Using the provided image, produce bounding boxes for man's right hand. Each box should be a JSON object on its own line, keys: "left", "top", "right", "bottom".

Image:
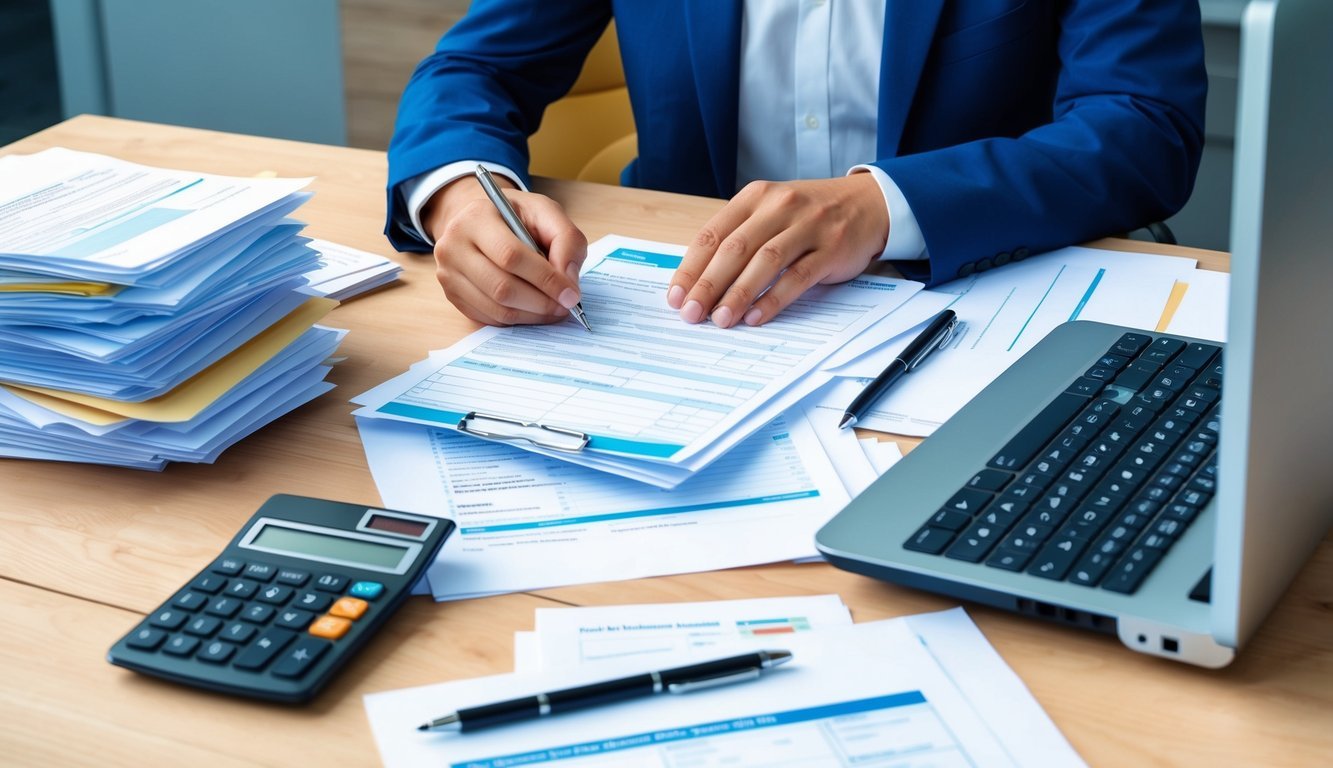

{"left": 422, "top": 176, "right": 588, "bottom": 327}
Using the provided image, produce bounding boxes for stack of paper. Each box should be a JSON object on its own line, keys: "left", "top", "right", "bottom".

{"left": 365, "top": 601, "right": 1085, "bottom": 767}
{"left": 300, "top": 239, "right": 402, "bottom": 301}
{"left": 354, "top": 235, "right": 923, "bottom": 488}
{"left": 0, "top": 148, "right": 344, "bottom": 469}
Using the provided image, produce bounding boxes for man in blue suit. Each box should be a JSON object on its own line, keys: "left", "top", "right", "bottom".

{"left": 387, "top": 1, "right": 1206, "bottom": 329}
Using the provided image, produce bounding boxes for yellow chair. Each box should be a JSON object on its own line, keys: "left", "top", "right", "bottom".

{"left": 527, "top": 23, "right": 637, "bottom": 185}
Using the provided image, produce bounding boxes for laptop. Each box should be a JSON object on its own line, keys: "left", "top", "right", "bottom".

{"left": 815, "top": 0, "right": 1333, "bottom": 667}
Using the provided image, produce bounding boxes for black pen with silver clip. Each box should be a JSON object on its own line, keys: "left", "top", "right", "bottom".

{"left": 839, "top": 308, "right": 958, "bottom": 429}
{"left": 417, "top": 649, "right": 792, "bottom": 733}
{"left": 474, "top": 164, "right": 592, "bottom": 332}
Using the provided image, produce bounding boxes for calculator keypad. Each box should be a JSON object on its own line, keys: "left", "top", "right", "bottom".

{"left": 127, "top": 559, "right": 379, "bottom": 681}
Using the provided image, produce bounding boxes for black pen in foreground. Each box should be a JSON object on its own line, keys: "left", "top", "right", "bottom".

{"left": 839, "top": 308, "right": 959, "bottom": 430}
{"left": 417, "top": 649, "right": 792, "bottom": 733}
{"left": 473, "top": 164, "right": 592, "bottom": 332}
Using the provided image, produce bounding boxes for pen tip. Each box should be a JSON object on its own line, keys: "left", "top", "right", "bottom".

{"left": 417, "top": 724, "right": 429, "bottom": 731}
{"left": 838, "top": 413, "right": 856, "bottom": 430}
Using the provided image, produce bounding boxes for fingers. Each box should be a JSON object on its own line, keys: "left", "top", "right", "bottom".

{"left": 433, "top": 188, "right": 587, "bottom": 326}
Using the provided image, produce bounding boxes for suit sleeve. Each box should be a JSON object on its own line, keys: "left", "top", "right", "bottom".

{"left": 877, "top": 0, "right": 1208, "bottom": 286}
{"left": 385, "top": 0, "right": 612, "bottom": 251}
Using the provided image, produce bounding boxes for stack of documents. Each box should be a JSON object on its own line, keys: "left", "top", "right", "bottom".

{"left": 354, "top": 235, "right": 924, "bottom": 488}
{"left": 0, "top": 148, "right": 344, "bottom": 469}
{"left": 365, "top": 600, "right": 1085, "bottom": 767}
{"left": 300, "top": 238, "right": 402, "bottom": 301}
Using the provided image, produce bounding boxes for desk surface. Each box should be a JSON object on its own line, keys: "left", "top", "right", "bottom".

{"left": 1, "top": 116, "right": 1328, "bottom": 767}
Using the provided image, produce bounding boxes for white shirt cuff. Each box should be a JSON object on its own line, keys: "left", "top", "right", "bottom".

{"left": 402, "top": 161, "right": 529, "bottom": 245}
{"left": 849, "top": 164, "right": 928, "bottom": 261}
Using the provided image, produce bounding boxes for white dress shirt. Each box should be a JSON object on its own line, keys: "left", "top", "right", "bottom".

{"left": 403, "top": 0, "right": 926, "bottom": 261}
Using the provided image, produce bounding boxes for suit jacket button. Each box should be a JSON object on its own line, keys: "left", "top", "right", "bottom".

{"left": 976, "top": 257, "right": 994, "bottom": 272}
{"left": 1012, "top": 247, "right": 1030, "bottom": 261}
{"left": 957, "top": 262, "right": 976, "bottom": 278}
{"left": 994, "top": 251, "right": 1012, "bottom": 266}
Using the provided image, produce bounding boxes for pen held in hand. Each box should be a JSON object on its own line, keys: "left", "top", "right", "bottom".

{"left": 417, "top": 649, "right": 793, "bottom": 733}
{"left": 838, "top": 309, "right": 958, "bottom": 429}
{"left": 473, "top": 165, "right": 592, "bottom": 332}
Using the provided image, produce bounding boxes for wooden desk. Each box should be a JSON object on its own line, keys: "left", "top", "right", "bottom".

{"left": 1, "top": 116, "right": 1328, "bottom": 767}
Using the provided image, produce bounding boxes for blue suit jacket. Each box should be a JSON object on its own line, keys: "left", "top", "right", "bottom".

{"left": 387, "top": 0, "right": 1206, "bottom": 286}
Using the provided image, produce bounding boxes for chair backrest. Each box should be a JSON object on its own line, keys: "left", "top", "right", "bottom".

{"left": 527, "top": 22, "right": 637, "bottom": 184}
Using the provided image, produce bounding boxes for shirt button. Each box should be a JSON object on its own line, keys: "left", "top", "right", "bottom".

{"left": 804, "top": 113, "right": 820, "bottom": 130}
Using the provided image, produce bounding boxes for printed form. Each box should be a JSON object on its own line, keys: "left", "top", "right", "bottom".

{"left": 354, "top": 235, "right": 920, "bottom": 478}
{"left": 365, "top": 610, "right": 1085, "bottom": 768}
{"left": 356, "top": 410, "right": 849, "bottom": 601}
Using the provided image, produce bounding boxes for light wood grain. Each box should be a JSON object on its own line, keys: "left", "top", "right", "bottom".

{"left": 0, "top": 116, "right": 1328, "bottom": 767}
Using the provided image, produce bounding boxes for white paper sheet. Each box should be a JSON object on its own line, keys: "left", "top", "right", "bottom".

{"left": 356, "top": 410, "right": 850, "bottom": 601}
{"left": 527, "top": 596, "right": 852, "bottom": 670}
{"left": 365, "top": 610, "right": 1084, "bottom": 768}
{"left": 1165, "top": 269, "right": 1229, "bottom": 342}
{"left": 301, "top": 238, "right": 402, "bottom": 301}
{"left": 826, "top": 246, "right": 1199, "bottom": 435}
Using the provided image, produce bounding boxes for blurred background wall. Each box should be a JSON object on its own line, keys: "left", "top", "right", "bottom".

{"left": 4, "top": 0, "right": 1245, "bottom": 252}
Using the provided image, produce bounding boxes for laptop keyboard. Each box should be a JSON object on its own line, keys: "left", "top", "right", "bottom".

{"left": 903, "top": 332, "right": 1222, "bottom": 595}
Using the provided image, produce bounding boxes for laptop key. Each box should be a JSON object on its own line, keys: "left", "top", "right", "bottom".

{"left": 1111, "top": 333, "right": 1152, "bottom": 357}
{"left": 965, "top": 469, "right": 1012, "bottom": 492}
{"left": 1101, "top": 548, "right": 1165, "bottom": 594}
{"left": 927, "top": 509, "right": 971, "bottom": 532}
{"left": 1027, "top": 536, "right": 1090, "bottom": 580}
{"left": 988, "top": 392, "right": 1089, "bottom": 470}
{"left": 945, "top": 518, "right": 1009, "bottom": 563}
{"left": 903, "top": 526, "right": 955, "bottom": 554}
{"left": 941, "top": 488, "right": 992, "bottom": 516}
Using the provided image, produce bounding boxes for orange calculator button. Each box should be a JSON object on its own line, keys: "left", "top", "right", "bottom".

{"left": 309, "top": 615, "right": 352, "bottom": 640}
{"left": 329, "top": 597, "right": 368, "bottom": 620}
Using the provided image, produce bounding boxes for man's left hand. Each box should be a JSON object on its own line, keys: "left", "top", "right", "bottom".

{"left": 666, "top": 172, "right": 889, "bottom": 328}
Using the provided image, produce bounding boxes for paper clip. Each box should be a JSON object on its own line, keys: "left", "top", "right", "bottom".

{"left": 457, "top": 412, "right": 590, "bottom": 453}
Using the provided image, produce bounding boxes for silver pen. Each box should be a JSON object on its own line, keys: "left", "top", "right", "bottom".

{"left": 473, "top": 165, "right": 592, "bottom": 332}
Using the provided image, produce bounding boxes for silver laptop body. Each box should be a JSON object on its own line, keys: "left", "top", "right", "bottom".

{"left": 815, "top": 0, "right": 1333, "bottom": 667}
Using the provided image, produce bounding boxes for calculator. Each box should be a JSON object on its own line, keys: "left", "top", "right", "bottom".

{"left": 108, "top": 494, "right": 454, "bottom": 703}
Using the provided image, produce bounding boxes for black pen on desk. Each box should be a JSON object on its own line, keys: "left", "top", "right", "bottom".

{"left": 839, "top": 308, "right": 958, "bottom": 430}
{"left": 417, "top": 649, "right": 792, "bottom": 733}
{"left": 473, "top": 164, "right": 592, "bottom": 332}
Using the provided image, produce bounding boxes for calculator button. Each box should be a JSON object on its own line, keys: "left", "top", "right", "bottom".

{"left": 196, "top": 640, "right": 236, "bottom": 664}
{"left": 313, "top": 573, "right": 349, "bottom": 592}
{"left": 204, "top": 597, "right": 243, "bottom": 619}
{"left": 275, "top": 569, "right": 310, "bottom": 587}
{"left": 184, "top": 616, "right": 223, "bottom": 637}
{"left": 243, "top": 562, "right": 277, "bottom": 582}
{"left": 162, "top": 635, "right": 200, "bottom": 657}
{"left": 329, "top": 597, "right": 368, "bottom": 621}
{"left": 308, "top": 615, "right": 352, "bottom": 640}
{"left": 173, "top": 591, "right": 208, "bottom": 611}
{"left": 126, "top": 626, "right": 167, "bottom": 651}
{"left": 211, "top": 558, "right": 245, "bottom": 576}
{"left": 233, "top": 629, "right": 295, "bottom": 671}
{"left": 348, "top": 581, "right": 384, "bottom": 601}
{"left": 293, "top": 591, "right": 332, "bottom": 612}
{"left": 257, "top": 585, "right": 293, "bottom": 605}
{"left": 189, "top": 574, "right": 227, "bottom": 594}
{"left": 219, "top": 622, "right": 257, "bottom": 644}
{"left": 275, "top": 608, "right": 315, "bottom": 630}
{"left": 149, "top": 609, "right": 188, "bottom": 631}
{"left": 270, "top": 637, "right": 332, "bottom": 679}
{"left": 226, "top": 579, "right": 260, "bottom": 599}
{"left": 240, "top": 604, "right": 276, "bottom": 624}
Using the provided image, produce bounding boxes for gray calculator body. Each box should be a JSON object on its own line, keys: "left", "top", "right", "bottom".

{"left": 108, "top": 495, "right": 453, "bottom": 703}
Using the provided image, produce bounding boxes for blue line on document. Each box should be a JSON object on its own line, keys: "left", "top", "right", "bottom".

{"left": 51, "top": 207, "right": 192, "bottom": 260}
{"left": 1007, "top": 264, "right": 1067, "bottom": 351}
{"left": 459, "top": 491, "right": 820, "bottom": 534}
{"left": 1068, "top": 268, "right": 1105, "bottom": 320}
{"left": 604, "top": 248, "right": 683, "bottom": 269}
{"left": 451, "top": 692, "right": 929, "bottom": 768}
{"left": 452, "top": 358, "right": 736, "bottom": 413}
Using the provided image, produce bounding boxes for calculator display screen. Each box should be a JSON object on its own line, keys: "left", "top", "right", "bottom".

{"left": 248, "top": 524, "right": 409, "bottom": 569}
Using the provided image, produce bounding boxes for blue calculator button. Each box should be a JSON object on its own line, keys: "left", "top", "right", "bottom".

{"left": 349, "top": 581, "right": 384, "bottom": 600}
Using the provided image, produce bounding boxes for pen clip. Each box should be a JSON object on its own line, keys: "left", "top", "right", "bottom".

{"left": 457, "top": 411, "right": 590, "bottom": 452}
{"left": 907, "top": 316, "right": 958, "bottom": 371}
{"left": 665, "top": 667, "right": 762, "bottom": 694}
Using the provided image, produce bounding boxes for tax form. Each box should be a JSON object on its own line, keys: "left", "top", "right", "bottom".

{"left": 354, "top": 235, "right": 920, "bottom": 480}
{"left": 356, "top": 410, "right": 849, "bottom": 601}
{"left": 364, "top": 610, "right": 1085, "bottom": 768}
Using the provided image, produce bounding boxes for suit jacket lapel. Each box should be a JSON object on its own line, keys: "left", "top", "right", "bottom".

{"left": 879, "top": 0, "right": 946, "bottom": 157}
{"left": 684, "top": 0, "right": 742, "bottom": 196}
